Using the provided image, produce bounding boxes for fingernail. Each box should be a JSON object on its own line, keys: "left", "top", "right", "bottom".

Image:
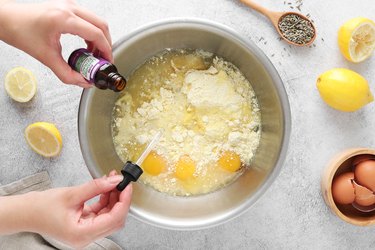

{"left": 107, "top": 175, "right": 123, "bottom": 184}
{"left": 127, "top": 183, "right": 133, "bottom": 193}
{"left": 109, "top": 169, "right": 117, "bottom": 176}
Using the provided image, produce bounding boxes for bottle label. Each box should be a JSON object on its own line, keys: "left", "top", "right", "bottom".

{"left": 69, "top": 49, "right": 110, "bottom": 83}
{"left": 76, "top": 55, "right": 98, "bottom": 81}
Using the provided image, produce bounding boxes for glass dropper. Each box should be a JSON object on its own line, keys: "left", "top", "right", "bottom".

{"left": 116, "top": 130, "right": 163, "bottom": 191}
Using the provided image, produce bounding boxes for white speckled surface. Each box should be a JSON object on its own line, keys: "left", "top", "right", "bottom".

{"left": 1, "top": 0, "right": 375, "bottom": 249}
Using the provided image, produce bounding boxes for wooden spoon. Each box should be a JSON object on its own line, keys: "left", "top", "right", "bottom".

{"left": 240, "top": 0, "right": 316, "bottom": 46}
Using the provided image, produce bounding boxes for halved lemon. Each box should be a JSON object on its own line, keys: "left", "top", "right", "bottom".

{"left": 338, "top": 17, "right": 375, "bottom": 63}
{"left": 25, "top": 122, "right": 63, "bottom": 157}
{"left": 4, "top": 67, "right": 37, "bottom": 102}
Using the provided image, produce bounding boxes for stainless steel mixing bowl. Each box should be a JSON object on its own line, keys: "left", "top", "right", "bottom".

{"left": 78, "top": 19, "right": 291, "bottom": 230}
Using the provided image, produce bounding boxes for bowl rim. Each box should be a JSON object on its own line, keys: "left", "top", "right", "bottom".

{"left": 78, "top": 18, "right": 291, "bottom": 230}
{"left": 321, "top": 147, "right": 375, "bottom": 226}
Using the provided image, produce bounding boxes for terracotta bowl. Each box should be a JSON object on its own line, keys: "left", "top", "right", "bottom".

{"left": 321, "top": 148, "right": 375, "bottom": 226}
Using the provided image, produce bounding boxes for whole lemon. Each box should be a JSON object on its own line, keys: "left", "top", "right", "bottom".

{"left": 316, "top": 68, "right": 373, "bottom": 112}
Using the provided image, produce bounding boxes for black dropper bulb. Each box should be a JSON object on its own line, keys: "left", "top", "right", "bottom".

{"left": 117, "top": 161, "right": 143, "bottom": 191}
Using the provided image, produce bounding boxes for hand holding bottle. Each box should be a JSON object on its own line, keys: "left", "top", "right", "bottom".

{"left": 0, "top": 0, "right": 112, "bottom": 87}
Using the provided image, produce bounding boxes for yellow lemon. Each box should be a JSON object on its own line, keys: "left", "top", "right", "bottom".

{"left": 316, "top": 68, "right": 373, "bottom": 112}
{"left": 142, "top": 151, "right": 166, "bottom": 176}
{"left": 218, "top": 151, "right": 242, "bottom": 172}
{"left": 25, "top": 122, "right": 63, "bottom": 157}
{"left": 175, "top": 155, "right": 196, "bottom": 180}
{"left": 338, "top": 17, "right": 375, "bottom": 63}
{"left": 4, "top": 67, "right": 37, "bottom": 102}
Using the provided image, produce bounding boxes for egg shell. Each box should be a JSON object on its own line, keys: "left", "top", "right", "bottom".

{"left": 352, "top": 202, "right": 375, "bottom": 213}
{"left": 355, "top": 160, "right": 375, "bottom": 191}
{"left": 353, "top": 181, "right": 375, "bottom": 207}
{"left": 352, "top": 154, "right": 375, "bottom": 166}
{"left": 332, "top": 172, "right": 355, "bottom": 205}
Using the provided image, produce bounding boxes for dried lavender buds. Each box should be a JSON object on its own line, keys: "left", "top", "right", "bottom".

{"left": 278, "top": 14, "right": 315, "bottom": 45}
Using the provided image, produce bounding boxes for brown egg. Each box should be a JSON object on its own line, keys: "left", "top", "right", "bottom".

{"left": 355, "top": 160, "right": 375, "bottom": 191}
{"left": 352, "top": 155, "right": 375, "bottom": 166}
{"left": 332, "top": 172, "right": 355, "bottom": 205}
{"left": 353, "top": 181, "right": 375, "bottom": 207}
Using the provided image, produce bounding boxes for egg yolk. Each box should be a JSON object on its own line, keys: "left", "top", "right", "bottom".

{"left": 175, "top": 155, "right": 196, "bottom": 180}
{"left": 141, "top": 151, "right": 166, "bottom": 176}
{"left": 218, "top": 151, "right": 242, "bottom": 172}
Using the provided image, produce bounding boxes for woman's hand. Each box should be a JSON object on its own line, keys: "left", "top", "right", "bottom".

{"left": 0, "top": 170, "right": 132, "bottom": 249}
{"left": 0, "top": 0, "right": 112, "bottom": 87}
{"left": 35, "top": 170, "right": 131, "bottom": 248}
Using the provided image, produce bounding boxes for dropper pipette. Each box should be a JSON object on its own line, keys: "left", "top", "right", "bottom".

{"left": 116, "top": 130, "right": 163, "bottom": 191}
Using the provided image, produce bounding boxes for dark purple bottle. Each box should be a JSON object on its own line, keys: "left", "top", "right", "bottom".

{"left": 68, "top": 48, "right": 126, "bottom": 92}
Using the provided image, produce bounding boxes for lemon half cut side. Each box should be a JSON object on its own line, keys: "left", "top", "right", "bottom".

{"left": 338, "top": 17, "right": 375, "bottom": 63}
{"left": 4, "top": 67, "right": 37, "bottom": 102}
{"left": 25, "top": 122, "right": 63, "bottom": 157}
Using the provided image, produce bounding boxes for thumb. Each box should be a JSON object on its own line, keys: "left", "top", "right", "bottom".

{"left": 73, "top": 175, "right": 123, "bottom": 203}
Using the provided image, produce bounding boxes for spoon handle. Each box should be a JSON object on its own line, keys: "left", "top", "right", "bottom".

{"left": 240, "top": 0, "right": 282, "bottom": 28}
{"left": 240, "top": 0, "right": 272, "bottom": 18}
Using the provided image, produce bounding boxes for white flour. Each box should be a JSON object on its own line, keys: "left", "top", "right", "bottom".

{"left": 112, "top": 49, "right": 261, "bottom": 196}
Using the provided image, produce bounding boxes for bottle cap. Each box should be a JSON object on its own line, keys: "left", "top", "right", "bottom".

{"left": 116, "top": 161, "right": 143, "bottom": 191}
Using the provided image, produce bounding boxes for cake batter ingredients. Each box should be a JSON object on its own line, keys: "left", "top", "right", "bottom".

{"left": 112, "top": 49, "right": 261, "bottom": 196}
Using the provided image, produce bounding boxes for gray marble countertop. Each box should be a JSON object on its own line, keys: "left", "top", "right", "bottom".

{"left": 1, "top": 0, "right": 375, "bottom": 249}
